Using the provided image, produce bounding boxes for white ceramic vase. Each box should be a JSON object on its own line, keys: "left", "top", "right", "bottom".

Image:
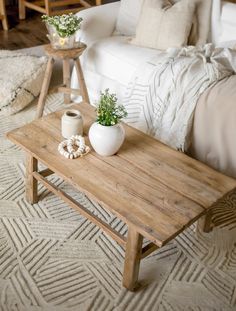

{"left": 89, "top": 122, "right": 125, "bottom": 156}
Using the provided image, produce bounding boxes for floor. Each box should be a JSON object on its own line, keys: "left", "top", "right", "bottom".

{"left": 1, "top": 91, "right": 236, "bottom": 310}
{"left": 0, "top": 0, "right": 117, "bottom": 50}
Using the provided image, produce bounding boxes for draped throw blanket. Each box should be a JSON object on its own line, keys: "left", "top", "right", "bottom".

{"left": 123, "top": 44, "right": 236, "bottom": 151}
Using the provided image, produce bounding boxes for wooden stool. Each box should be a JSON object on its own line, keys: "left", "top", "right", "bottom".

{"left": 0, "top": 0, "right": 8, "bottom": 30}
{"left": 19, "top": 0, "right": 102, "bottom": 20}
{"left": 36, "top": 43, "right": 89, "bottom": 119}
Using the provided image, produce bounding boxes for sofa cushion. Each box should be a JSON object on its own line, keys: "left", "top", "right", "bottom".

{"left": 170, "top": 0, "right": 212, "bottom": 45}
{"left": 81, "top": 35, "right": 161, "bottom": 86}
{"left": 185, "top": 0, "right": 212, "bottom": 45}
{"left": 131, "top": 0, "right": 195, "bottom": 50}
{"left": 115, "top": 0, "right": 212, "bottom": 46}
{"left": 115, "top": 0, "right": 144, "bottom": 36}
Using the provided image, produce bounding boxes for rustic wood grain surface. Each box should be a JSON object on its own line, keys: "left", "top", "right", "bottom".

{"left": 7, "top": 103, "right": 236, "bottom": 248}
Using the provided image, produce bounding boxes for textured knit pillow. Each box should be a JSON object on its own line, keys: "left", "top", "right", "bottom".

{"left": 174, "top": 0, "right": 212, "bottom": 45}
{"left": 116, "top": 0, "right": 144, "bottom": 36}
{"left": 131, "top": 0, "right": 195, "bottom": 50}
{"left": 0, "top": 50, "right": 47, "bottom": 116}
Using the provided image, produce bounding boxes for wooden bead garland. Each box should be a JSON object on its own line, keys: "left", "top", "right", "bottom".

{"left": 58, "top": 135, "right": 90, "bottom": 159}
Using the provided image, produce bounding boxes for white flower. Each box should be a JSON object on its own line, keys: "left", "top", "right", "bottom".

{"left": 42, "top": 13, "right": 83, "bottom": 37}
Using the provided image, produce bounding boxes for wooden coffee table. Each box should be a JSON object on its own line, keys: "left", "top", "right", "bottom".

{"left": 6, "top": 103, "right": 236, "bottom": 291}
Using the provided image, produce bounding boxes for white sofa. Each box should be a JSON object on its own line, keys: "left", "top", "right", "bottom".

{"left": 71, "top": 0, "right": 234, "bottom": 103}
{"left": 71, "top": 0, "right": 236, "bottom": 178}
{"left": 71, "top": 2, "right": 165, "bottom": 104}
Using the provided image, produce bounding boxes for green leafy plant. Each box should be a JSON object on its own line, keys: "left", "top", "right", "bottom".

{"left": 42, "top": 13, "right": 83, "bottom": 38}
{"left": 96, "top": 89, "right": 128, "bottom": 126}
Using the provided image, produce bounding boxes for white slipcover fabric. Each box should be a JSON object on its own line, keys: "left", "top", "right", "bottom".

{"left": 73, "top": 36, "right": 160, "bottom": 104}
{"left": 73, "top": 1, "right": 236, "bottom": 102}
{"left": 77, "top": 2, "right": 120, "bottom": 45}
{"left": 210, "top": 0, "right": 236, "bottom": 45}
{"left": 116, "top": 0, "right": 143, "bottom": 36}
{"left": 72, "top": 2, "right": 236, "bottom": 177}
{"left": 219, "top": 2, "right": 236, "bottom": 43}
{"left": 83, "top": 36, "right": 161, "bottom": 86}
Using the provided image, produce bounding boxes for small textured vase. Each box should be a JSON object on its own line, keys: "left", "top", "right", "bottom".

{"left": 89, "top": 122, "right": 125, "bottom": 156}
{"left": 61, "top": 109, "right": 83, "bottom": 139}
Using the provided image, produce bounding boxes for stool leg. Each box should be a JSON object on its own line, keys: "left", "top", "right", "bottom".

{"left": 74, "top": 58, "right": 90, "bottom": 104}
{"left": 96, "top": 0, "right": 102, "bottom": 4}
{"left": 0, "top": 0, "right": 8, "bottom": 30}
{"left": 19, "top": 0, "right": 26, "bottom": 19}
{"left": 63, "top": 59, "right": 71, "bottom": 104}
{"left": 36, "top": 57, "right": 54, "bottom": 119}
{"left": 80, "top": 0, "right": 91, "bottom": 8}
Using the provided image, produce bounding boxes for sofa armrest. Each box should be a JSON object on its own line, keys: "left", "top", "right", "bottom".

{"left": 76, "top": 2, "right": 121, "bottom": 45}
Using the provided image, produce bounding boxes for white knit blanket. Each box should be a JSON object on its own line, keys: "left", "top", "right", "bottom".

{"left": 124, "top": 44, "right": 236, "bottom": 151}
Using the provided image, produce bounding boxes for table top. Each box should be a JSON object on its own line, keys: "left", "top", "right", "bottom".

{"left": 7, "top": 103, "right": 236, "bottom": 247}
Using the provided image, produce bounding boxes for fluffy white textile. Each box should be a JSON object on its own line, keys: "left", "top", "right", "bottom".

{"left": 0, "top": 50, "right": 47, "bottom": 116}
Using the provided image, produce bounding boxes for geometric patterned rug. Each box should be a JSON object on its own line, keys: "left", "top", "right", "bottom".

{"left": 0, "top": 94, "right": 236, "bottom": 311}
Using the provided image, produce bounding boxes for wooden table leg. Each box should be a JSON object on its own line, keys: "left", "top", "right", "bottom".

{"left": 19, "top": 0, "right": 26, "bottom": 19}
{"left": 36, "top": 57, "right": 55, "bottom": 119}
{"left": 63, "top": 58, "right": 71, "bottom": 104}
{"left": 74, "top": 58, "right": 90, "bottom": 104}
{"left": 96, "top": 0, "right": 102, "bottom": 5}
{"left": 123, "top": 226, "right": 143, "bottom": 291}
{"left": 26, "top": 155, "right": 38, "bottom": 204}
{"left": 197, "top": 211, "right": 213, "bottom": 233}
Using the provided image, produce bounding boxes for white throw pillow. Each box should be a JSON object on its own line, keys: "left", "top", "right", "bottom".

{"left": 194, "top": 0, "right": 212, "bottom": 45}
{"left": 0, "top": 51, "right": 47, "bottom": 116}
{"left": 116, "top": 0, "right": 144, "bottom": 36}
{"left": 131, "top": 0, "right": 195, "bottom": 50}
{"left": 172, "top": 0, "right": 212, "bottom": 45}
{"left": 210, "top": 0, "right": 221, "bottom": 44}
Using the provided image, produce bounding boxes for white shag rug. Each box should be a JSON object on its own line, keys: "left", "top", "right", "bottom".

{"left": 0, "top": 50, "right": 47, "bottom": 116}
{"left": 0, "top": 93, "right": 236, "bottom": 311}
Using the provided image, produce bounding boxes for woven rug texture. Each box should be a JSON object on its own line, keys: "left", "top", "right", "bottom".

{"left": 0, "top": 94, "right": 236, "bottom": 311}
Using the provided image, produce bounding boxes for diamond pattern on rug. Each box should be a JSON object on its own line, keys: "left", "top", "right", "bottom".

{"left": 0, "top": 93, "right": 235, "bottom": 311}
